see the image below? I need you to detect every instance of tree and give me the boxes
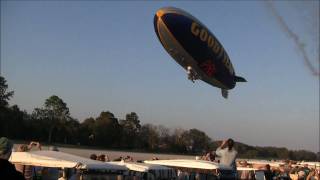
[93,111,121,147]
[139,124,159,150]
[32,95,71,143]
[156,125,171,151]
[187,129,211,153]
[119,112,141,148]
[169,128,188,153]
[179,128,211,153]
[0,105,26,138]
[125,112,141,130]
[289,150,317,161]
[0,76,14,136]
[7,105,27,139]
[78,117,95,145]
[0,76,14,108]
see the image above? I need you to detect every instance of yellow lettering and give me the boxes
[207,36,214,48]
[200,29,208,42]
[191,22,200,36]
[212,43,220,54]
[217,47,224,58]
[222,53,234,74]
[222,52,228,64]
[190,21,233,74]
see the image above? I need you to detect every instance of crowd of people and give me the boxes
[89,153,134,162]
[0,137,71,180]
[1,136,319,180]
[0,137,25,180]
[89,153,110,162]
[198,138,319,180]
[236,160,320,180]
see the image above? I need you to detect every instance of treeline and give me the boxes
[0,76,319,161]
[234,142,319,161]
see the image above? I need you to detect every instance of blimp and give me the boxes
[154,7,247,98]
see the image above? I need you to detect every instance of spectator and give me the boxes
[89,154,97,160]
[0,137,25,180]
[238,161,254,179]
[97,154,106,162]
[215,139,237,170]
[152,157,159,160]
[306,168,320,180]
[264,164,274,180]
[216,138,237,179]
[105,155,110,162]
[203,151,215,162]
[276,164,290,180]
[124,155,133,162]
[15,141,41,180]
[297,170,306,180]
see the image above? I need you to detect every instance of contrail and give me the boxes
[266,0,319,77]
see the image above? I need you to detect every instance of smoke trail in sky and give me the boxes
[266,0,319,77]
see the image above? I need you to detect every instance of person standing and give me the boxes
[264,164,274,180]
[216,138,238,178]
[0,137,25,180]
[15,141,42,180]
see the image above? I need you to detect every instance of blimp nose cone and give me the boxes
[156,9,165,18]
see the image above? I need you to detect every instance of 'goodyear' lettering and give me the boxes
[191,22,234,74]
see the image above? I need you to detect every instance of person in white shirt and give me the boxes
[215,138,237,171]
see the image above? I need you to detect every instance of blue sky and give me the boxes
[1,1,319,152]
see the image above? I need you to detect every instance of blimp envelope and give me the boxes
[154,7,246,98]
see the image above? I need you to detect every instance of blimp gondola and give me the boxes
[153,7,247,98]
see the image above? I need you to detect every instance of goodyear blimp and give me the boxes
[154,7,246,98]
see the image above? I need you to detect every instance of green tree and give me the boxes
[0,76,14,136]
[32,95,71,143]
[289,150,317,161]
[78,117,95,145]
[119,112,141,148]
[243,149,259,158]
[0,105,32,139]
[93,111,121,147]
[0,76,14,108]
[180,128,211,153]
[139,124,159,150]
[8,105,27,139]
[55,118,80,144]
[169,128,188,153]
[156,125,171,151]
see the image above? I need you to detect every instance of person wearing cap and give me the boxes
[0,137,25,180]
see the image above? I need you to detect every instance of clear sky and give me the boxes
[1,1,319,152]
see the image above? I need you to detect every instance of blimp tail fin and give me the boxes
[235,76,247,82]
[221,89,228,99]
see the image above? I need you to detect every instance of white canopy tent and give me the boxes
[144,159,232,170]
[9,151,128,171]
[298,161,320,167]
[110,161,176,179]
[237,167,260,171]
[246,160,285,167]
[144,159,235,179]
[111,161,172,172]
